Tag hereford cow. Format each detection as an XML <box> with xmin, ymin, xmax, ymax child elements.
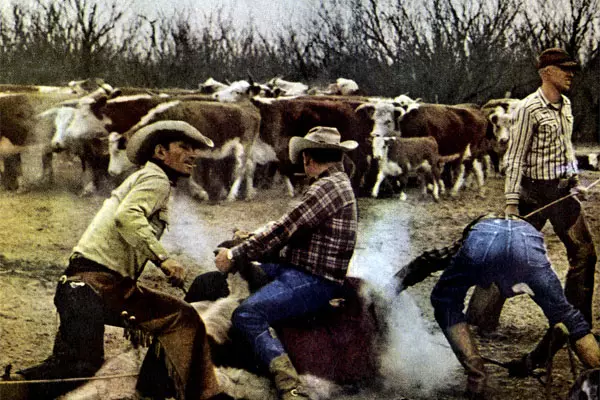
<box><xmin>358</xmin><ymin>100</ymin><xmax>495</xmax><ymax>197</ymax></box>
<box><xmin>0</xmin><ymin>86</ymin><xmax>103</xmax><ymax>191</ymax></box>
<box><xmin>59</xmin><ymin>94</ymin><xmax>262</xmax><ymax>201</ymax></box>
<box><xmin>249</xmin><ymin>96</ymin><xmax>374</xmax><ymax>197</ymax></box>
<box><xmin>370</xmin><ymin>135</ymin><xmax>445</xmax><ymax>201</ymax></box>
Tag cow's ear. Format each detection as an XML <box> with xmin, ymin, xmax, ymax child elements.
<box><xmin>91</xmin><ymin>96</ymin><xmax>108</xmax><ymax>117</ymax></box>
<box><xmin>355</xmin><ymin>103</ymin><xmax>374</xmax><ymax>118</ymax></box>
<box><xmin>248</xmin><ymin>84</ymin><xmax>261</xmax><ymax>97</ymax></box>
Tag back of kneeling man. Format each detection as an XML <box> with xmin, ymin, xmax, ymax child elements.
<box><xmin>430</xmin><ymin>215</ymin><xmax>600</xmax><ymax>399</ymax></box>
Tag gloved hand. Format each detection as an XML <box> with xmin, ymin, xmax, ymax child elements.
<box><xmin>160</xmin><ymin>258</ymin><xmax>186</xmax><ymax>288</ymax></box>
<box><xmin>571</xmin><ymin>184</ymin><xmax>589</xmax><ymax>200</ymax></box>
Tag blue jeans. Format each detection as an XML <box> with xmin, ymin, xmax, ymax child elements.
<box><xmin>431</xmin><ymin>218</ymin><xmax>590</xmax><ymax>340</ymax></box>
<box><xmin>231</xmin><ymin>263</ymin><xmax>342</xmax><ymax>367</ymax></box>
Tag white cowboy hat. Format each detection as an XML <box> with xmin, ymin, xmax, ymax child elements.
<box><xmin>288</xmin><ymin>126</ymin><xmax>358</xmax><ymax>164</ymax></box>
<box><xmin>126</xmin><ymin>120</ymin><xmax>214</xmax><ymax>165</ymax></box>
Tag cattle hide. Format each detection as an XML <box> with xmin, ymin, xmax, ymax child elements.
<box><xmin>60</xmin><ymin>272</ymin><xmax>366</xmax><ymax>400</ymax></box>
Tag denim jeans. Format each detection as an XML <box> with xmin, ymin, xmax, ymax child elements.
<box><xmin>431</xmin><ymin>218</ymin><xmax>590</xmax><ymax>340</ymax></box>
<box><xmin>231</xmin><ymin>263</ymin><xmax>342</xmax><ymax>367</ymax></box>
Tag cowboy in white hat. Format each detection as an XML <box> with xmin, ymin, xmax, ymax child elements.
<box><xmin>13</xmin><ymin>121</ymin><xmax>229</xmax><ymax>400</ymax></box>
<box><xmin>215</xmin><ymin>126</ymin><xmax>358</xmax><ymax>400</ymax></box>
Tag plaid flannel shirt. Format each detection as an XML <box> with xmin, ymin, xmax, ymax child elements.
<box><xmin>232</xmin><ymin>164</ymin><xmax>357</xmax><ymax>284</ymax></box>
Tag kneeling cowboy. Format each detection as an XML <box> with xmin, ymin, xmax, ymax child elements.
<box><xmin>10</xmin><ymin>121</ymin><xmax>226</xmax><ymax>400</ymax></box>
<box><xmin>426</xmin><ymin>214</ymin><xmax>600</xmax><ymax>399</ymax></box>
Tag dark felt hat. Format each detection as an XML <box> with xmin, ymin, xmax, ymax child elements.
<box><xmin>537</xmin><ymin>48</ymin><xmax>578</xmax><ymax>70</ymax></box>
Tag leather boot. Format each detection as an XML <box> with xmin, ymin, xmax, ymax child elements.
<box><xmin>573</xmin><ymin>334</ymin><xmax>600</xmax><ymax>368</ymax></box>
<box><xmin>444</xmin><ymin>322</ymin><xmax>487</xmax><ymax>399</ymax></box>
<box><xmin>466</xmin><ymin>284</ymin><xmax>506</xmax><ymax>335</ymax></box>
<box><xmin>564</xmin><ymin>265</ymin><xmax>595</xmax><ymax>324</ymax></box>
<box><xmin>506</xmin><ymin>323</ymin><xmax>569</xmax><ymax>377</ymax></box>
<box><xmin>269</xmin><ymin>354</ymin><xmax>309</xmax><ymax>400</ymax></box>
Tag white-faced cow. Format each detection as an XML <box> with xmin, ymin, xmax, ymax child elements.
<box><xmin>370</xmin><ymin>135</ymin><xmax>444</xmax><ymax>201</ymax></box>
<box><xmin>81</xmin><ymin>95</ymin><xmax>261</xmax><ymax>201</ymax></box>
<box><xmin>358</xmin><ymin>100</ymin><xmax>495</xmax><ymax>198</ymax></box>
<box><xmin>481</xmin><ymin>98</ymin><xmax>522</xmax><ymax>175</ymax></box>
<box><xmin>322</xmin><ymin>78</ymin><xmax>360</xmax><ymax>96</ymax></box>
<box><xmin>0</xmin><ymin>86</ymin><xmax>103</xmax><ymax>191</ymax></box>
<box><xmin>265</xmin><ymin>78</ymin><xmax>309</xmax><ymax>97</ymax></box>
<box><xmin>249</xmin><ymin>96</ymin><xmax>374</xmax><ymax>197</ymax></box>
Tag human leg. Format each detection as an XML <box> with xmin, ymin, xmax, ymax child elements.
<box><xmin>431</xmin><ymin>252</ymin><xmax>486</xmax><ymax>398</ymax></box>
<box><xmin>18</xmin><ymin>275</ymin><xmax>106</xmax><ymax>399</ymax></box>
<box><xmin>124</xmin><ymin>284</ymin><xmax>220</xmax><ymax>400</ymax></box>
<box><xmin>231</xmin><ymin>265</ymin><xmax>339</xmax><ymax>399</ymax></box>
<box><xmin>549</xmin><ymin>200</ymin><xmax>597</xmax><ymax>324</ymax></box>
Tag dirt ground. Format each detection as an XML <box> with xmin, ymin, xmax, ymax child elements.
<box><xmin>1</xmin><ymin>159</ymin><xmax>600</xmax><ymax>400</ymax></box>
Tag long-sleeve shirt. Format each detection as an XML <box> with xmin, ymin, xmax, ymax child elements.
<box><xmin>504</xmin><ymin>88</ymin><xmax>578</xmax><ymax>205</ymax></box>
<box><xmin>73</xmin><ymin>161</ymin><xmax>172</xmax><ymax>279</ymax></box>
<box><xmin>231</xmin><ymin>164</ymin><xmax>357</xmax><ymax>284</ymax></box>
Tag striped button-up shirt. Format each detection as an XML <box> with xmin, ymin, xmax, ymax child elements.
<box><xmin>231</xmin><ymin>164</ymin><xmax>357</xmax><ymax>284</ymax></box>
<box><xmin>504</xmin><ymin>88</ymin><xmax>578</xmax><ymax>205</ymax></box>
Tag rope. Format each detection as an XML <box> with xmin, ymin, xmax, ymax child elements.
<box><xmin>523</xmin><ymin>176</ymin><xmax>600</xmax><ymax>219</ymax></box>
<box><xmin>0</xmin><ymin>372</ymin><xmax>139</xmax><ymax>385</ymax></box>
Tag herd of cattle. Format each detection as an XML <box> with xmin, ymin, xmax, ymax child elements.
<box><xmin>1</xmin><ymin>76</ymin><xmax>593</xmax><ymax>202</ymax></box>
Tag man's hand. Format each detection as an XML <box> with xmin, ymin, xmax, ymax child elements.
<box><xmin>504</xmin><ymin>204</ymin><xmax>519</xmax><ymax>216</ymax></box>
<box><xmin>215</xmin><ymin>247</ymin><xmax>234</xmax><ymax>274</ymax></box>
<box><xmin>571</xmin><ymin>185</ymin><xmax>589</xmax><ymax>200</ymax></box>
<box><xmin>160</xmin><ymin>258</ymin><xmax>186</xmax><ymax>288</ymax></box>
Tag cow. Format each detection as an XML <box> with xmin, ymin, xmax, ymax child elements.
<box><xmin>58</xmin><ymin>269</ymin><xmax>383</xmax><ymax>400</ymax></box>
<box><xmin>370</xmin><ymin>135</ymin><xmax>446</xmax><ymax>201</ymax></box>
<box><xmin>76</xmin><ymin>95</ymin><xmax>261</xmax><ymax>201</ymax></box>
<box><xmin>198</xmin><ymin>77</ymin><xmax>230</xmax><ymax>94</ymax></box>
<box><xmin>265</xmin><ymin>78</ymin><xmax>309</xmax><ymax>97</ymax></box>
<box><xmin>211</xmin><ymin>80</ymin><xmax>265</xmax><ymax>103</ymax></box>
<box><xmin>249</xmin><ymin>96</ymin><xmax>374</xmax><ymax>197</ymax></box>
<box><xmin>480</xmin><ymin>98</ymin><xmax>523</xmax><ymax>176</ymax></box>
<box><xmin>0</xmin><ymin>86</ymin><xmax>104</xmax><ymax>191</ymax></box>
<box><xmin>325</xmin><ymin>78</ymin><xmax>360</xmax><ymax>95</ymax></box>
<box><xmin>357</xmin><ymin>100</ymin><xmax>495</xmax><ymax>198</ymax></box>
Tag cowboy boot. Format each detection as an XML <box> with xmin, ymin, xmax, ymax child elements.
<box><xmin>506</xmin><ymin>323</ymin><xmax>569</xmax><ymax>377</ymax></box>
<box><xmin>444</xmin><ymin>322</ymin><xmax>487</xmax><ymax>399</ymax></box>
<box><xmin>269</xmin><ymin>354</ymin><xmax>309</xmax><ymax>400</ymax></box>
<box><xmin>466</xmin><ymin>284</ymin><xmax>506</xmax><ymax>336</ymax></box>
<box><xmin>573</xmin><ymin>334</ymin><xmax>600</xmax><ymax>369</ymax></box>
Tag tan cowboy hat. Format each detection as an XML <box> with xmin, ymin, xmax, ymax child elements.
<box><xmin>126</xmin><ymin>120</ymin><xmax>214</xmax><ymax>165</ymax></box>
<box><xmin>288</xmin><ymin>126</ymin><xmax>358</xmax><ymax>164</ymax></box>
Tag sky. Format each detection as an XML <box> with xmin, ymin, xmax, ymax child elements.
<box><xmin>1</xmin><ymin>0</ymin><xmax>319</xmax><ymax>35</ymax></box>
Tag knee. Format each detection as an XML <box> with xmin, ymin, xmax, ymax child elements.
<box><xmin>231</xmin><ymin>302</ymin><xmax>261</xmax><ymax>332</ymax></box>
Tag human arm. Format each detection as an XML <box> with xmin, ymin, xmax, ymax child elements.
<box><xmin>229</xmin><ymin>177</ymin><xmax>346</xmax><ymax>262</ymax></box>
<box><xmin>113</xmin><ymin>171</ymin><xmax>174</xmax><ymax>273</ymax></box>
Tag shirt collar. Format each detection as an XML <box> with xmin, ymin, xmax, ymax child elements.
<box><xmin>537</xmin><ymin>87</ymin><xmax>565</xmax><ymax>111</ymax></box>
<box><xmin>145</xmin><ymin>160</ymin><xmax>177</xmax><ymax>186</ymax></box>
<box><xmin>309</xmin><ymin>163</ymin><xmax>344</xmax><ymax>183</ymax></box>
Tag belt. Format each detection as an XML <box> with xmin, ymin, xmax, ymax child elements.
<box><xmin>65</xmin><ymin>253</ymin><xmax>116</xmax><ymax>276</ymax></box>
<box><xmin>478</xmin><ymin>212</ymin><xmax>527</xmax><ymax>222</ymax></box>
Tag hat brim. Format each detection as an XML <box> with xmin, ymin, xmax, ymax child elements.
<box><xmin>289</xmin><ymin>136</ymin><xmax>358</xmax><ymax>164</ymax></box>
<box><xmin>126</xmin><ymin>120</ymin><xmax>214</xmax><ymax>165</ymax></box>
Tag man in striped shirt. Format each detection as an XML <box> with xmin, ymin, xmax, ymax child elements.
<box><xmin>503</xmin><ymin>48</ymin><xmax>597</xmax><ymax>377</ymax></box>
<box><xmin>215</xmin><ymin>126</ymin><xmax>358</xmax><ymax>400</ymax></box>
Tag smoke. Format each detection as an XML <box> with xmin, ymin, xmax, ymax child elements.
<box><xmin>378</xmin><ymin>284</ymin><xmax>460</xmax><ymax>397</ymax></box>
<box><xmin>161</xmin><ymin>190</ymin><xmax>229</xmax><ymax>270</ymax></box>
<box><xmin>351</xmin><ymin>235</ymin><xmax>459</xmax><ymax>397</ymax></box>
